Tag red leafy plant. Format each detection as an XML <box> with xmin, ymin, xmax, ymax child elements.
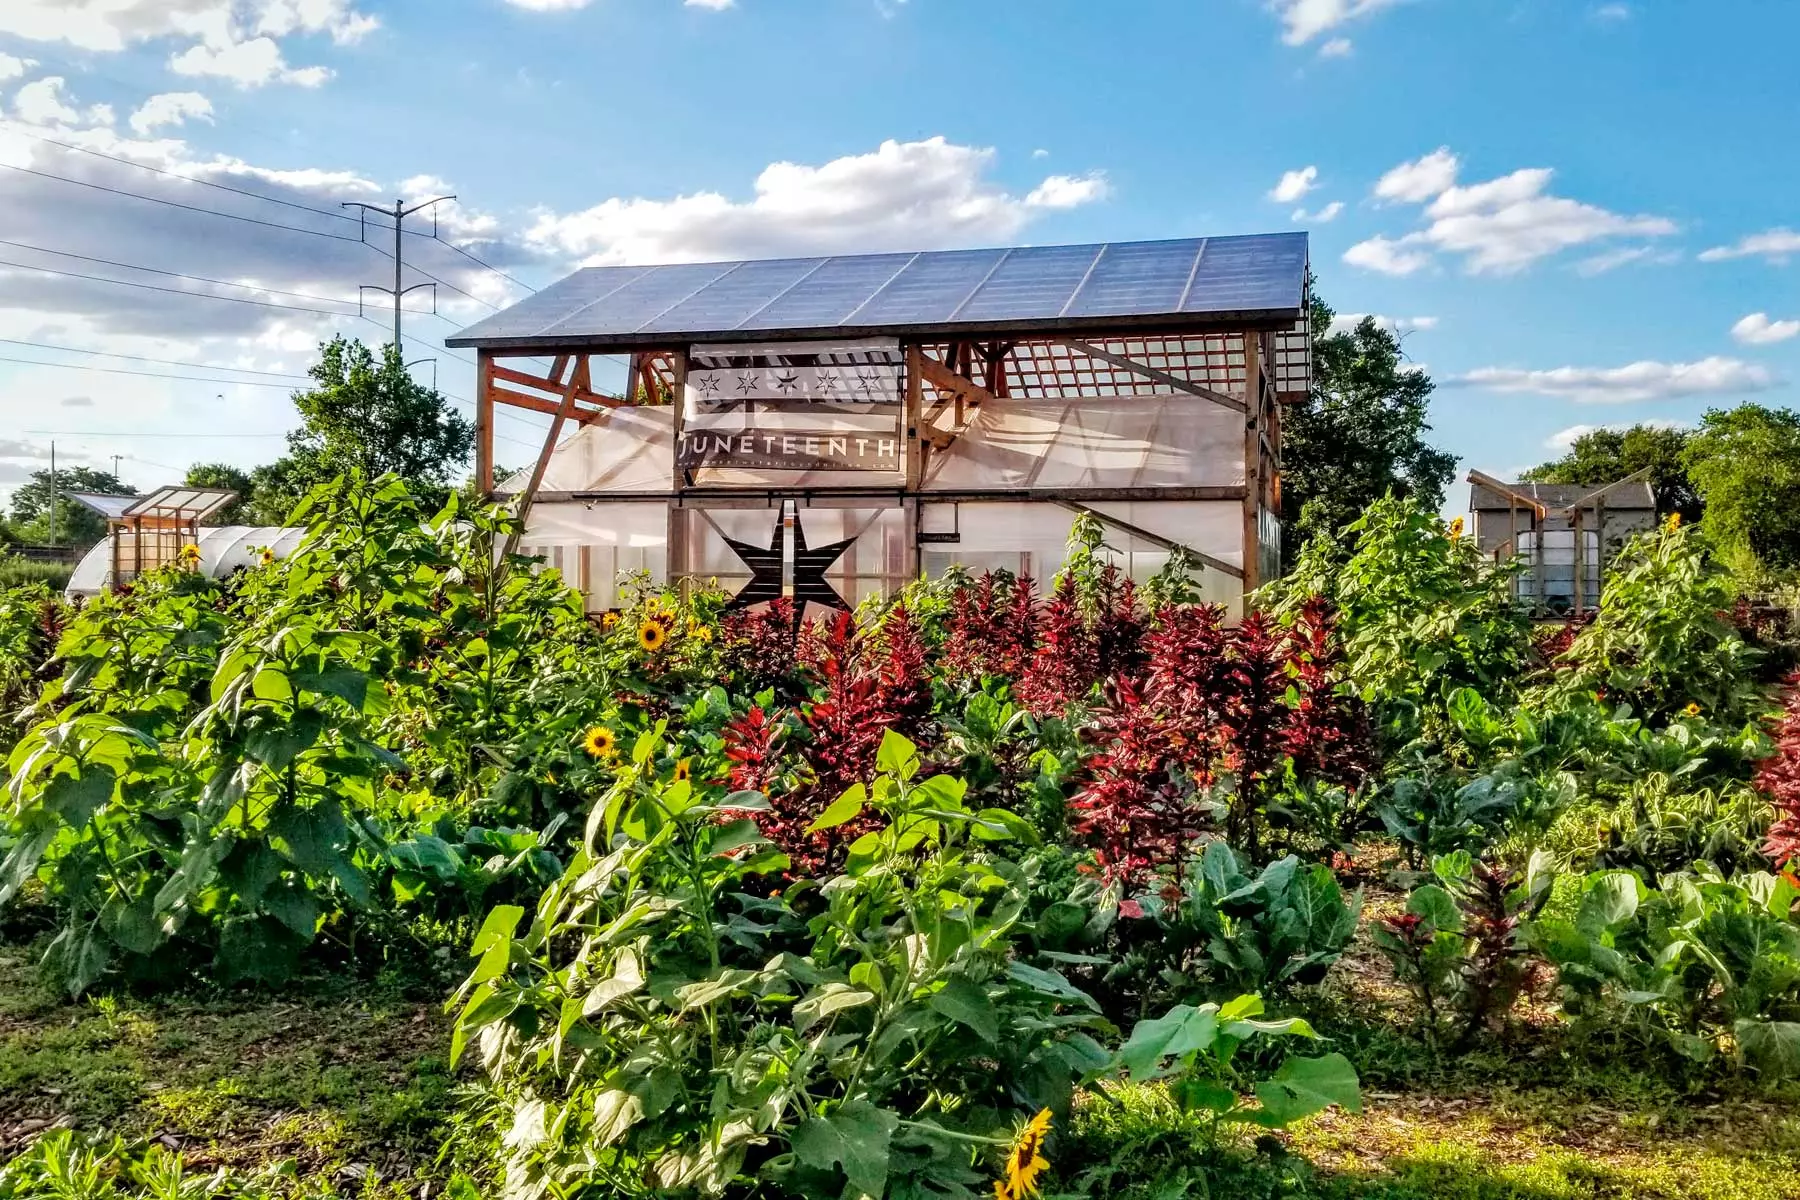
<box><xmin>1069</xmin><ymin>596</ymin><xmax>1367</xmax><ymax>885</ymax></box>
<box><xmin>940</xmin><ymin>572</ymin><xmax>1037</xmax><ymax>687</ymax></box>
<box><xmin>1756</xmin><ymin>670</ymin><xmax>1800</xmax><ymax>872</ymax></box>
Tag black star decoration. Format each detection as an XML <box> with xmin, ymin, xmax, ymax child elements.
<box><xmin>773</xmin><ymin>371</ymin><xmax>801</xmax><ymax>394</ymax></box>
<box><xmin>735</xmin><ymin>372</ymin><xmax>761</xmax><ymax>395</ymax></box>
<box><xmin>723</xmin><ymin>510</ymin><xmax>855</xmax><ymax>613</ymax></box>
<box><xmin>695</xmin><ymin>374</ymin><xmax>721</xmax><ymax>396</ymax></box>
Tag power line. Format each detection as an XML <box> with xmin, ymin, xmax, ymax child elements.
<box><xmin>0</xmin><ymin>353</ymin><xmax>308</xmax><ymax>388</ymax></box>
<box><xmin>0</xmin><ymin>160</ymin><xmax>364</xmax><ymax>243</ymax></box>
<box><xmin>0</xmin><ymin>255</ymin><xmax>354</xmax><ymax>318</ymax></box>
<box><xmin>0</xmin><ymin>337</ymin><xmax>313</xmax><ymax>379</ymax></box>
<box><xmin>0</xmin><ymin>237</ymin><xmax>367</xmax><ymax>308</ymax></box>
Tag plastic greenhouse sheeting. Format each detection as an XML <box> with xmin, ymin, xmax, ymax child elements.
<box><xmin>65</xmin><ymin>526</ymin><xmax>305</xmax><ymax>599</ymax></box>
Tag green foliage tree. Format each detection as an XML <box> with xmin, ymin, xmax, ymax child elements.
<box><xmin>8</xmin><ymin>466</ymin><xmax>137</xmax><ymax>547</ymax></box>
<box><xmin>1681</xmin><ymin>403</ymin><xmax>1800</xmax><ymax>573</ymax></box>
<box><xmin>248</xmin><ymin>338</ymin><xmax>473</xmax><ymax>524</ymax></box>
<box><xmin>1279</xmin><ymin>291</ymin><xmax>1457</xmax><ymax>562</ymax></box>
<box><xmin>1522</xmin><ymin>423</ymin><xmax>1699</xmax><ymax>520</ymax></box>
<box><xmin>183</xmin><ymin>462</ymin><xmax>253</xmax><ymax>525</ymax></box>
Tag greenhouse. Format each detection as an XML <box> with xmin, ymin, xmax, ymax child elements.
<box><xmin>446</xmin><ymin>233</ymin><xmax>1312</xmax><ymax>616</ymax></box>
<box><xmin>65</xmin><ymin>522</ymin><xmax>304</xmax><ymax>599</ymax></box>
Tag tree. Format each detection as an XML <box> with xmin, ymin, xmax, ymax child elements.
<box><xmin>1682</xmin><ymin>403</ymin><xmax>1800</xmax><ymax>573</ymax></box>
<box><xmin>1280</xmin><ymin>291</ymin><xmax>1457</xmax><ymax>562</ymax></box>
<box><xmin>248</xmin><ymin>337</ymin><xmax>474</xmax><ymax>523</ymax></box>
<box><xmin>1521</xmin><ymin>424</ymin><xmax>1698</xmax><ymax>520</ymax></box>
<box><xmin>183</xmin><ymin>463</ymin><xmax>254</xmax><ymax>525</ymax></box>
<box><xmin>9</xmin><ymin>466</ymin><xmax>137</xmax><ymax>547</ymax></box>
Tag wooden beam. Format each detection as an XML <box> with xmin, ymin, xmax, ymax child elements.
<box><xmin>491</xmin><ymin>362</ymin><xmax>624</xmax><ymax>409</ymax></box>
<box><xmin>1556</xmin><ymin>465</ymin><xmax>1653</xmax><ymax>519</ymax></box>
<box><xmin>1242</xmin><ymin>333</ymin><xmax>1263</xmax><ymax>592</ymax></box>
<box><xmin>1062</xmin><ymin>338</ymin><xmax>1247</xmax><ymax>414</ymax></box>
<box><xmin>1054</xmin><ymin>500</ymin><xmax>1244</xmax><ymax>580</ymax></box>
<box><xmin>491</xmin><ymin>385</ymin><xmax>607</xmax><ymax>425</ymax></box>
<box><xmin>508</xmin><ymin>485</ymin><xmax>1250</xmax><ymax>505</ymax></box>
<box><xmin>1467</xmin><ymin>470</ymin><xmax>1548</xmax><ymax>520</ymax></box>
<box><xmin>501</xmin><ymin>356</ymin><xmax>584</xmax><ymax>562</ymax></box>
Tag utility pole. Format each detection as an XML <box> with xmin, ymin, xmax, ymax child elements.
<box><xmin>111</xmin><ymin>454</ymin><xmax>121</xmax><ymax>478</ymax></box>
<box><xmin>342</xmin><ymin>194</ymin><xmax>456</xmax><ymax>358</ymax></box>
<box><xmin>48</xmin><ymin>441</ymin><xmax>57</xmax><ymax>547</ymax></box>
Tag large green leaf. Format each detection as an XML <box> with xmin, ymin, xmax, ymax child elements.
<box><xmin>1006</xmin><ymin>961</ymin><xmax>1100</xmax><ymax>1012</ymax></box>
<box><xmin>1117</xmin><ymin>1004</ymin><xmax>1219</xmax><ymax>1080</ymax></box>
<box><xmin>1251</xmin><ymin>1052</ymin><xmax>1362</xmax><ymax>1127</ymax></box>
<box><xmin>875</xmin><ymin>729</ymin><xmax>918</xmax><ymax>777</ymax></box>
<box><xmin>1736</xmin><ymin>1019</ymin><xmax>1800</xmax><ymax>1078</ymax></box>
<box><xmin>793</xmin><ymin>982</ymin><xmax>876</xmax><ymax>1032</ymax></box>
<box><xmin>789</xmin><ymin>1100</ymin><xmax>898</xmax><ymax>1200</ymax></box>
<box><xmin>0</xmin><ymin>823</ymin><xmax>56</xmax><ymax>905</ymax></box>
<box><xmin>928</xmin><ymin>978</ymin><xmax>999</xmax><ymax>1043</ymax></box>
<box><xmin>42</xmin><ymin>766</ymin><xmax>116</xmax><ymax>827</ymax></box>
<box><xmin>808</xmin><ymin>783</ymin><xmax>866</xmax><ymax>834</ymax></box>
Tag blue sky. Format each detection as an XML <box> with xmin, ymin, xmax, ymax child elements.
<box><xmin>1</xmin><ymin>0</ymin><xmax>1797</xmax><ymax>514</ymax></box>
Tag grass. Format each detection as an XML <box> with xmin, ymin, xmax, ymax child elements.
<box><xmin>1</xmin><ymin>874</ymin><xmax>1795</xmax><ymax>1198</ymax></box>
<box><xmin>0</xmin><ymin>558</ymin><xmax>72</xmax><ymax>591</ymax></box>
<box><xmin>0</xmin><ymin>945</ymin><xmax>470</xmax><ymax>1193</ymax></box>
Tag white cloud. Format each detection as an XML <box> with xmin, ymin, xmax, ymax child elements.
<box><xmin>1319</xmin><ymin>37</ymin><xmax>1353</xmax><ymax>56</ymax></box>
<box><xmin>1575</xmin><ymin>244</ymin><xmax>1678</xmax><ymax>275</ymax></box>
<box><xmin>1027</xmin><ymin>172</ymin><xmax>1109</xmax><ymax>209</ymax></box>
<box><xmin>14</xmin><ymin>77</ymin><xmax>81</xmax><ymax>125</ymax></box>
<box><xmin>1373</xmin><ymin>147</ymin><xmax>1460</xmax><ymax>203</ymax></box>
<box><xmin>1732</xmin><ymin>312</ymin><xmax>1800</xmax><ymax>346</ymax></box>
<box><xmin>526</xmin><ymin>137</ymin><xmax>1111</xmax><ymax>265</ymax></box>
<box><xmin>1458</xmin><ymin>357</ymin><xmax>1776</xmax><ymax>404</ymax></box>
<box><xmin>1342</xmin><ymin>234</ymin><xmax>1434</xmax><ymax>275</ymax></box>
<box><xmin>1699</xmin><ymin>228</ymin><xmax>1800</xmax><ymax>264</ymax></box>
<box><xmin>1270</xmin><ymin>0</ymin><xmax>1405</xmax><ymax>46</ymax></box>
<box><xmin>1594</xmin><ymin>3</ymin><xmax>1631</xmax><ymax>19</ymax></box>
<box><xmin>1291</xmin><ymin>200</ymin><xmax>1343</xmax><ymax>223</ymax></box>
<box><xmin>0</xmin><ymin>2</ymin><xmax>372</xmax><ymax>89</ymax></box>
<box><xmin>1329</xmin><ymin>313</ymin><xmax>1438</xmax><ymax>335</ymax></box>
<box><xmin>1269</xmin><ymin>165</ymin><xmax>1318</xmax><ymax>204</ymax></box>
<box><xmin>170</xmin><ymin>36</ymin><xmax>329</xmax><ymax>87</ymax></box>
<box><xmin>685</xmin><ymin>0</ymin><xmax>735</xmax><ymax>8</ymax></box>
<box><xmin>0</xmin><ymin>54</ymin><xmax>33</xmax><ymax>82</ymax></box>
<box><xmin>501</xmin><ymin>0</ymin><xmax>595</xmax><ymax>8</ymax></box>
<box><xmin>1350</xmin><ymin>150</ymin><xmax>1676</xmax><ymax>275</ymax></box>
<box><xmin>1031</xmin><ymin>148</ymin><xmax>1050</xmax><ymax>159</ymax></box>
<box><xmin>129</xmin><ymin>91</ymin><xmax>214</xmax><ymax>135</ymax></box>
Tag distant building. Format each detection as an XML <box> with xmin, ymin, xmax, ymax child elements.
<box><xmin>1467</xmin><ymin>473</ymin><xmax>1657</xmax><ymax>615</ymax></box>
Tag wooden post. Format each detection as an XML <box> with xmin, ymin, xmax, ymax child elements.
<box><xmin>500</xmin><ymin>354</ymin><xmax>581</xmax><ymax>562</ymax></box>
<box><xmin>475</xmin><ymin>350</ymin><xmax>496</xmax><ymax>497</ymax></box>
<box><xmin>1595</xmin><ymin>493</ymin><xmax>1606</xmax><ymax>601</ymax></box>
<box><xmin>903</xmin><ymin>343</ymin><xmax>924</xmax><ymax>580</ymax></box>
<box><xmin>1241</xmin><ymin>334</ymin><xmax>1263</xmax><ymax>593</ymax></box>
<box><xmin>669</xmin><ymin>349</ymin><xmax>690</xmax><ymax>596</ymax></box>
<box><xmin>1572</xmin><ymin>506</ymin><xmax>1585</xmax><ymax>616</ymax></box>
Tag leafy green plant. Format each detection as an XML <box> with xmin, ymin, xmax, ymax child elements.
<box><xmin>1528</xmin><ymin>867</ymin><xmax>1800</xmax><ymax>1076</ymax></box>
<box><xmin>0</xmin><ymin>1129</ymin><xmax>380</xmax><ymax>1199</ymax></box>
<box><xmin>1111</xmin><ymin>993</ymin><xmax>1361</xmax><ymax>1142</ymax></box>
<box><xmin>449</xmin><ymin>728</ymin><xmax>1105</xmax><ymax>1199</ymax></box>
<box><xmin>1376</xmin><ymin>759</ymin><xmax>1573</xmax><ymax>869</ymax></box>
<box><xmin>1152</xmin><ymin>842</ymin><xmax>1361</xmax><ymax>1003</ymax></box>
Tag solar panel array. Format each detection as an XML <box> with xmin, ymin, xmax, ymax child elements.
<box><xmin>448</xmin><ymin>233</ymin><xmax>1307</xmax><ymax>348</ymax></box>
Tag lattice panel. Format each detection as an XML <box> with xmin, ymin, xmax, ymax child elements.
<box><xmin>923</xmin><ymin>336</ymin><xmax>1252</xmax><ymax>402</ymax></box>
<box><xmin>1273</xmin><ymin>314</ymin><xmax>1311</xmax><ymax>403</ymax></box>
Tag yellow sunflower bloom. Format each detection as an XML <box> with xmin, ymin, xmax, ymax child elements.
<box><xmin>1000</xmin><ymin>1109</ymin><xmax>1052</xmax><ymax>1199</ymax></box>
<box><xmin>1666</xmin><ymin>512</ymin><xmax>1682</xmax><ymax>532</ymax></box>
<box><xmin>1684</xmin><ymin>702</ymin><xmax>1702</xmax><ymax>718</ymax></box>
<box><xmin>687</xmin><ymin>620</ymin><xmax>713</xmax><ymax>644</ymax></box>
<box><xmin>258</xmin><ymin>548</ymin><xmax>276</xmax><ymax>566</ymax></box>
<box><xmin>582</xmin><ymin>725</ymin><xmax>617</xmax><ymax>758</ymax></box>
<box><xmin>674</xmin><ymin>758</ymin><xmax>691</xmax><ymax>783</ymax></box>
<box><xmin>602</xmin><ymin>610</ymin><xmax>620</xmax><ymax>629</ymax></box>
<box><xmin>638</xmin><ymin>620</ymin><xmax>668</xmax><ymax>652</ymax></box>
<box><xmin>1448</xmin><ymin>516</ymin><xmax>1465</xmax><ymax>539</ymax></box>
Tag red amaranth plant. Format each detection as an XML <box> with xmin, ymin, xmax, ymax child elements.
<box><xmin>721</xmin><ymin>597</ymin><xmax>804</xmax><ymax>700</ymax></box>
<box><xmin>873</xmin><ymin>602</ymin><xmax>931</xmax><ymax>735</ymax></box>
<box><xmin>1015</xmin><ymin>575</ymin><xmax>1100</xmax><ymax>715</ymax></box>
<box><xmin>1066</xmin><ymin>676</ymin><xmax>1202</xmax><ymax>888</ymax></box>
<box><xmin>1756</xmin><ymin>671</ymin><xmax>1800</xmax><ymax>870</ymax></box>
<box><xmin>941</xmin><ymin>572</ymin><xmax>1037</xmax><ymax>686</ymax></box>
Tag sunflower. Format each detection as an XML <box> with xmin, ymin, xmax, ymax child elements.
<box><xmin>177</xmin><ymin>543</ymin><xmax>201</xmax><ymax>566</ymax></box>
<box><xmin>258</xmin><ymin>548</ymin><xmax>276</xmax><ymax>567</ymax></box>
<box><xmin>638</xmin><ymin>619</ymin><xmax>668</xmax><ymax>652</ymax></box>
<box><xmin>687</xmin><ymin>620</ymin><xmax>713</xmax><ymax>644</ymax></box>
<box><xmin>674</xmin><ymin>758</ymin><xmax>692</xmax><ymax>783</ymax></box>
<box><xmin>999</xmin><ymin>1109</ymin><xmax>1052</xmax><ymax>1200</ymax></box>
<box><xmin>602</xmin><ymin>610</ymin><xmax>620</xmax><ymax>629</ymax></box>
<box><xmin>1666</xmin><ymin>512</ymin><xmax>1682</xmax><ymax>532</ymax></box>
<box><xmin>582</xmin><ymin>725</ymin><xmax>617</xmax><ymax>758</ymax></box>
<box><xmin>1684</xmin><ymin>702</ymin><xmax>1702</xmax><ymax>718</ymax></box>
<box><xmin>1448</xmin><ymin>515</ymin><xmax>1465</xmax><ymax>539</ymax></box>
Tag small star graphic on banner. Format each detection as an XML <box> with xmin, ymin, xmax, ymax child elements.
<box><xmin>774</xmin><ymin>371</ymin><xmax>801</xmax><ymax>393</ymax></box>
<box><xmin>695</xmin><ymin>375</ymin><xmax>721</xmax><ymax>395</ymax></box>
<box><xmin>855</xmin><ymin>370</ymin><xmax>882</xmax><ymax>396</ymax></box>
<box><xmin>813</xmin><ymin>372</ymin><xmax>837</xmax><ymax>396</ymax></box>
<box><xmin>735</xmin><ymin>372</ymin><xmax>760</xmax><ymax>395</ymax></box>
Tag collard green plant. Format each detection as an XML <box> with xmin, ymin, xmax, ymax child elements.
<box><xmin>1112</xmin><ymin>993</ymin><xmax>1361</xmax><ymax>1142</ymax></box>
<box><xmin>450</xmin><ymin>728</ymin><xmax>1105</xmax><ymax>1199</ymax></box>
<box><xmin>1528</xmin><ymin>867</ymin><xmax>1800</xmax><ymax>1076</ymax></box>
<box><xmin>1376</xmin><ymin>759</ymin><xmax>1574</xmax><ymax>869</ymax></box>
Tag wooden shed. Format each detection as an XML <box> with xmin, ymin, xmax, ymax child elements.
<box><xmin>1467</xmin><ymin>471</ymin><xmax>1657</xmax><ymax>615</ymax></box>
<box><xmin>448</xmin><ymin>233</ymin><xmax>1312</xmax><ymax>617</ymax></box>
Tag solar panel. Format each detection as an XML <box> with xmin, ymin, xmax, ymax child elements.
<box><xmin>447</xmin><ymin>233</ymin><xmax>1307</xmax><ymax>347</ymax></box>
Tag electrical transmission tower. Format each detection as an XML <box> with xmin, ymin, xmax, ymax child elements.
<box><xmin>342</xmin><ymin>194</ymin><xmax>457</xmax><ymax>356</ymax></box>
